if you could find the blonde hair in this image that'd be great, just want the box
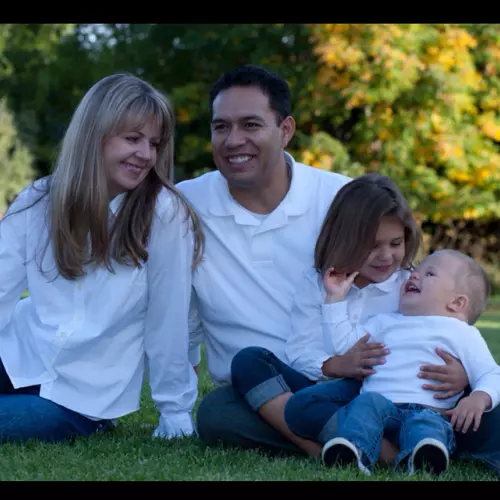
[30,73,203,279]
[434,249,490,325]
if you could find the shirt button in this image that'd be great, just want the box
[59,331,66,338]
[76,315,82,321]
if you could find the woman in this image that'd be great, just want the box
[0,73,204,442]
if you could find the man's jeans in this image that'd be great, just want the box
[287,390,455,471]
[195,349,360,457]
[230,346,315,411]
[0,358,113,443]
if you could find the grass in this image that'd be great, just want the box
[1,302,500,481]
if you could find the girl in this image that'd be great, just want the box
[0,73,204,443]
[231,173,468,458]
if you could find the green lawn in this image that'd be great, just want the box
[1,302,499,481]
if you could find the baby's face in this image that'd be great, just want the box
[399,253,462,317]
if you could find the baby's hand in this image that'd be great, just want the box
[323,267,359,303]
[444,391,492,433]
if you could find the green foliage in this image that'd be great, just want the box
[0,99,34,214]
[1,23,499,280]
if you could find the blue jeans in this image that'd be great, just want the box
[231,346,315,411]
[0,358,113,443]
[196,385,307,457]
[454,391,500,475]
[284,378,362,440]
[290,390,454,471]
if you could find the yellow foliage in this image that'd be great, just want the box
[448,169,471,183]
[431,112,444,133]
[481,91,500,111]
[177,108,190,124]
[480,117,500,141]
[378,129,392,140]
[308,23,500,224]
[463,208,479,219]
[435,138,464,161]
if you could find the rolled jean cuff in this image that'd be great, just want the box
[245,374,291,411]
[318,412,339,445]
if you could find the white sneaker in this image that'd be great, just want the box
[321,437,371,476]
[409,438,449,475]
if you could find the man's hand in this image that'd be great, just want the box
[323,267,359,304]
[322,333,390,379]
[445,391,492,433]
[419,348,469,399]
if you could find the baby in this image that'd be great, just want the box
[285,250,500,475]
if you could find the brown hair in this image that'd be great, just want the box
[315,173,422,275]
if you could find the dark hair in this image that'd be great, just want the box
[315,173,422,275]
[209,65,291,125]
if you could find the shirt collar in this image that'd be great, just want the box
[354,268,407,293]
[109,192,126,215]
[208,151,311,221]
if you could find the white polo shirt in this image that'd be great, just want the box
[177,152,350,386]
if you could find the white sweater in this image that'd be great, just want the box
[322,305,500,410]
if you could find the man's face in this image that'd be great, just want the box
[210,85,293,191]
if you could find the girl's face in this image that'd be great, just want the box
[354,215,406,288]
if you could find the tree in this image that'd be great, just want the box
[0,99,34,214]
[299,24,500,227]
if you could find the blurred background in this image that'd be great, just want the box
[1,23,499,289]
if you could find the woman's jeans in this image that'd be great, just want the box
[0,358,113,443]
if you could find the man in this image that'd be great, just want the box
[176,65,499,473]
[177,65,349,455]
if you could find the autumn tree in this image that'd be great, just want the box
[299,24,500,228]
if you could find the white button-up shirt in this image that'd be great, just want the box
[0,181,198,438]
[285,267,410,381]
[177,152,351,386]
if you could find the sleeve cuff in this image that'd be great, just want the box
[290,352,331,382]
[321,301,349,324]
[153,412,196,439]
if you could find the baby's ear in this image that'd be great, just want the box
[447,294,469,315]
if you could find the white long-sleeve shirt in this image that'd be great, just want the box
[322,305,500,410]
[0,181,198,438]
[177,152,351,386]
[285,267,410,381]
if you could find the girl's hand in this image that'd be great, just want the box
[322,333,389,379]
[419,348,469,399]
[323,267,359,303]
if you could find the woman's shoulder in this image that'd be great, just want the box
[6,177,50,215]
[153,186,194,227]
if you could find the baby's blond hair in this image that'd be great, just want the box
[434,249,490,324]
